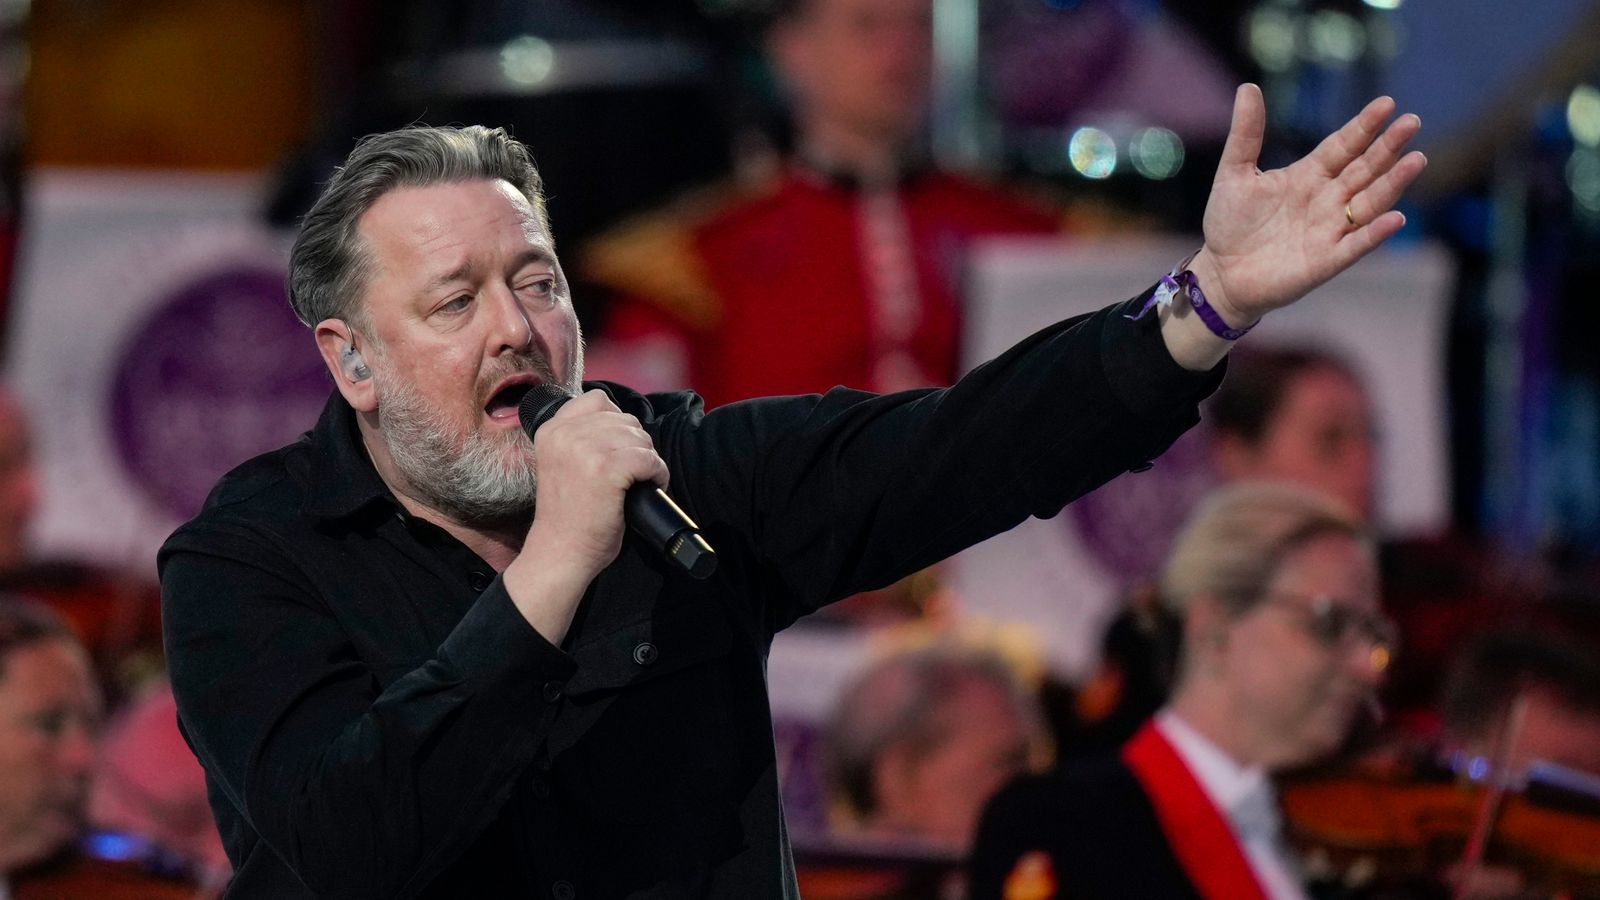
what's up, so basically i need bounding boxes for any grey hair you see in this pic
[822,640,1041,818]
[287,125,550,329]
[1159,481,1370,620]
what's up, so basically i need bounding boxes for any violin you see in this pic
[1282,761,1600,897]
[1281,692,1600,899]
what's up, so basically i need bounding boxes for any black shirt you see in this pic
[160,297,1220,899]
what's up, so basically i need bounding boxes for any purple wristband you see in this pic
[1124,254,1256,341]
[1171,269,1255,340]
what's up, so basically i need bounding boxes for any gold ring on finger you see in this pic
[1345,202,1356,228]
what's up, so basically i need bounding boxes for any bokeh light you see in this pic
[1130,127,1184,180]
[1068,127,1117,179]
[1247,8,1297,73]
[500,35,555,87]
[1567,148,1600,213]
[1567,84,1600,147]
[1308,11,1367,66]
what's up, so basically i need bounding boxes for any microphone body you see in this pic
[518,385,717,579]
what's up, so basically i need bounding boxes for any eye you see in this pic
[437,294,472,315]
[28,708,68,739]
[1304,597,1356,645]
[519,277,558,303]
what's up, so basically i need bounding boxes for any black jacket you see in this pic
[971,755,1206,900]
[160,296,1219,899]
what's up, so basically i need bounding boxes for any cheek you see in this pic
[1257,433,1324,481]
[538,310,579,350]
[1233,633,1323,709]
[408,355,483,408]
[0,745,47,812]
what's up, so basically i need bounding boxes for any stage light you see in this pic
[1567,84,1600,148]
[1068,127,1116,179]
[1130,128,1184,180]
[500,36,555,87]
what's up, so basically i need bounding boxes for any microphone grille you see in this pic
[519,384,574,434]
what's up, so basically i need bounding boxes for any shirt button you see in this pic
[467,571,492,592]
[542,681,565,703]
[631,642,659,666]
[551,880,576,900]
[1129,460,1154,473]
[531,778,551,799]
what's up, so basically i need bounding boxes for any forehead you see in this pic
[1265,532,1379,605]
[1281,365,1368,413]
[0,639,94,710]
[358,180,551,275]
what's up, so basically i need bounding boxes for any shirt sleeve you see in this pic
[160,521,576,899]
[653,291,1222,634]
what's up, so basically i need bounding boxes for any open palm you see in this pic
[1198,84,1427,325]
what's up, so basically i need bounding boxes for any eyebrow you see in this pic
[422,247,556,294]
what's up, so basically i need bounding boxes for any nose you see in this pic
[488,283,534,355]
[1344,636,1390,687]
[56,719,97,779]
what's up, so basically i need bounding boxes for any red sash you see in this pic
[1120,721,1271,900]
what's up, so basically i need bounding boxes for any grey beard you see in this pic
[375,374,540,526]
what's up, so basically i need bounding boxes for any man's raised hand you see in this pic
[1190,83,1428,328]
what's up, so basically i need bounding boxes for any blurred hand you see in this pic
[1190,84,1427,327]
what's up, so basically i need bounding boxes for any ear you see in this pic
[315,318,377,413]
[1183,593,1232,673]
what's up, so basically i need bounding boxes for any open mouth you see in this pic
[484,377,540,422]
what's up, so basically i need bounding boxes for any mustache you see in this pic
[476,353,563,402]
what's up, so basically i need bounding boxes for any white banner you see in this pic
[952,235,1454,679]
[7,169,328,575]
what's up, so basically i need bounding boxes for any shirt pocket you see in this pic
[559,600,744,827]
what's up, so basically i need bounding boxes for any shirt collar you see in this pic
[301,390,397,520]
[1155,709,1278,838]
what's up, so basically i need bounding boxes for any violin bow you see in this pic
[1451,688,1530,900]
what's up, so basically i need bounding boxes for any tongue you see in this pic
[486,385,530,420]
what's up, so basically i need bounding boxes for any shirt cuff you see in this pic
[1101,286,1226,422]
[437,575,577,697]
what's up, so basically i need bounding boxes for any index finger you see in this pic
[562,387,619,416]
[1306,95,1398,177]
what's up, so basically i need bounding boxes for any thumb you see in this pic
[1219,83,1266,173]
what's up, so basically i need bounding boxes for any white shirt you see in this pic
[1155,710,1310,900]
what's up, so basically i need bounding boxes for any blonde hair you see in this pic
[1159,481,1369,619]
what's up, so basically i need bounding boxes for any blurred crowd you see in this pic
[1,0,1597,898]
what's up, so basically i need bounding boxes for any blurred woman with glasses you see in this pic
[970,482,1392,900]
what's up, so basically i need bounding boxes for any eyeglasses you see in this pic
[1260,591,1399,661]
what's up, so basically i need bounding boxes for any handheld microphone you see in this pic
[519,385,717,579]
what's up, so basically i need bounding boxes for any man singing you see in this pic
[160,85,1423,898]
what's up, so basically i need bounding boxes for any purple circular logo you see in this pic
[109,266,332,520]
[1065,424,1219,583]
